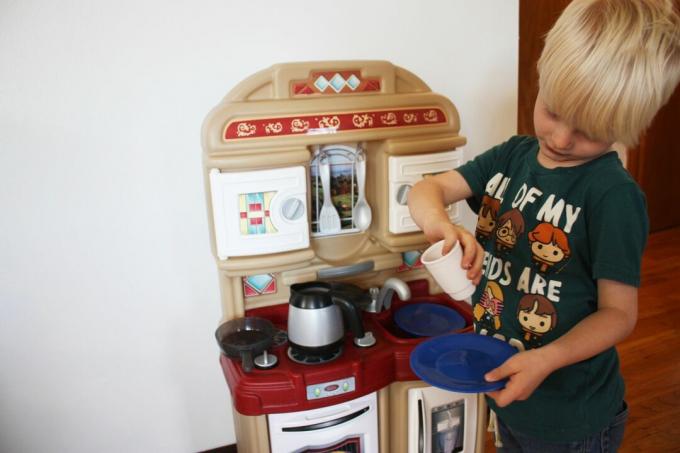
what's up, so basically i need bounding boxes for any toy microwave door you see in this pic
[209,166,309,259]
[388,151,462,234]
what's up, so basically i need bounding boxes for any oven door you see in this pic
[268,392,379,453]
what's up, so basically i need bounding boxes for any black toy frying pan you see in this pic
[215,317,275,372]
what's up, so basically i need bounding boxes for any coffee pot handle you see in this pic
[331,295,365,341]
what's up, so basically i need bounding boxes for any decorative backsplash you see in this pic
[291,70,381,96]
[397,250,425,272]
[243,273,278,297]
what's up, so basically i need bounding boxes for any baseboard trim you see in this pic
[198,444,237,453]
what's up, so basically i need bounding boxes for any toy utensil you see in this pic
[353,149,372,231]
[318,153,342,233]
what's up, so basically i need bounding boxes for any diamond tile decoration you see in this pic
[243,274,277,297]
[346,74,360,90]
[290,70,381,96]
[403,250,423,267]
[329,73,346,92]
[314,76,330,92]
[397,250,424,272]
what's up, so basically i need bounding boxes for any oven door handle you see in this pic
[418,397,425,453]
[281,406,370,432]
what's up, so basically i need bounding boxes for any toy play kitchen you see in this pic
[202,61,488,453]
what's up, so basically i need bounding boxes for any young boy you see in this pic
[408,0,680,451]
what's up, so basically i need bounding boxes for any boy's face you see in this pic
[533,94,613,168]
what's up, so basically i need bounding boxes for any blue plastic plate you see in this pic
[410,333,517,393]
[394,303,466,337]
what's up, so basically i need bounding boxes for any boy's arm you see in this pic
[485,279,638,407]
[407,170,484,284]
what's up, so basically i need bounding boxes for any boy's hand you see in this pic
[484,348,555,407]
[422,218,485,285]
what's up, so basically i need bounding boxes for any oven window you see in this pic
[298,435,361,453]
[431,400,465,453]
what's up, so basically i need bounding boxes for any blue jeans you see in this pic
[496,402,628,453]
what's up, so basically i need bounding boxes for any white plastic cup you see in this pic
[421,239,476,300]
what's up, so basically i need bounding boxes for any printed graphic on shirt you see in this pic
[473,281,504,333]
[527,223,571,273]
[476,195,501,243]
[473,172,587,350]
[494,209,525,253]
[484,172,511,203]
[517,294,558,349]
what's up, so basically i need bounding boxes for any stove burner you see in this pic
[287,345,343,365]
[271,329,288,348]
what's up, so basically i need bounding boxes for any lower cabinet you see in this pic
[387,381,487,453]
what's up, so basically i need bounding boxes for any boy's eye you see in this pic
[575,130,588,139]
[545,107,558,118]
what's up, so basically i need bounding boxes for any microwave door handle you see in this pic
[281,406,370,432]
[418,397,425,453]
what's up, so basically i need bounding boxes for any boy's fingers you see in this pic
[485,390,500,401]
[468,242,486,283]
[485,361,514,382]
[458,232,476,269]
[489,387,518,408]
[441,238,453,255]
[441,228,458,255]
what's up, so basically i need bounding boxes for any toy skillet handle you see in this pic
[240,350,254,373]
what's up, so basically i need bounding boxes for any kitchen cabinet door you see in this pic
[209,166,309,259]
[388,151,462,234]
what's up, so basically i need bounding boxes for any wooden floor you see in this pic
[486,227,680,452]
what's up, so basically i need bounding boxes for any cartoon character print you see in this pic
[494,209,525,253]
[473,281,504,333]
[476,196,501,243]
[527,223,571,273]
[516,294,557,349]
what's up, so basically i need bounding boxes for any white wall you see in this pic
[0,1,517,451]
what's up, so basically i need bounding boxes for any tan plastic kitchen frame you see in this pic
[202,61,466,316]
[202,61,481,453]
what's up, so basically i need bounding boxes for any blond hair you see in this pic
[538,0,680,147]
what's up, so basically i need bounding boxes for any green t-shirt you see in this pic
[457,135,648,441]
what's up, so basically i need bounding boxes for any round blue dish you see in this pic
[410,333,517,393]
[394,303,466,337]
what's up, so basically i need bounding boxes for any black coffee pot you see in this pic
[287,281,374,354]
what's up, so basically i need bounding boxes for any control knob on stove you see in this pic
[254,350,278,369]
[354,331,376,348]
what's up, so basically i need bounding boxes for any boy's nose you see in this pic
[552,124,574,150]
